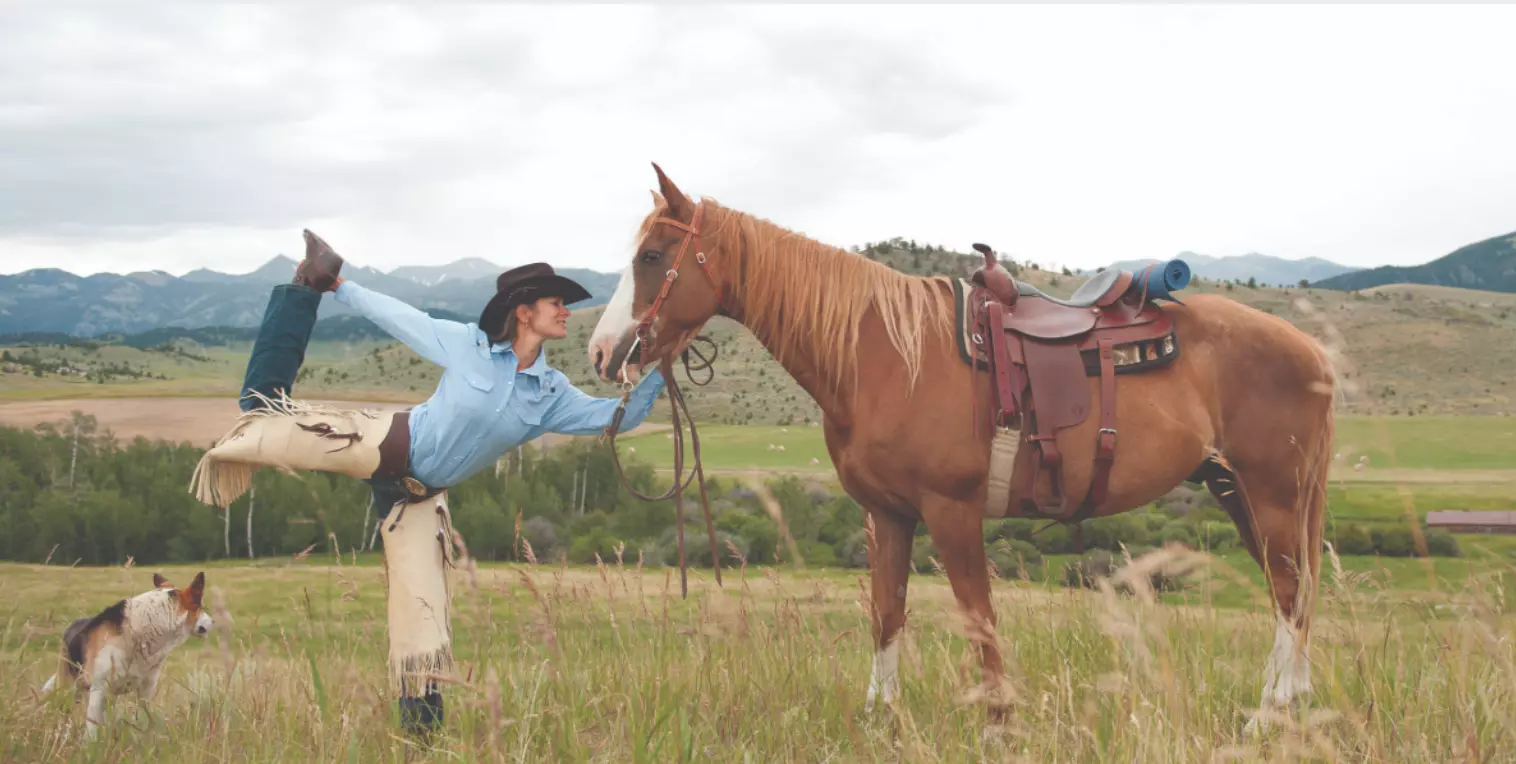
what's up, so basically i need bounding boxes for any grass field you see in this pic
[614,415,1516,476]
[3,553,1512,762]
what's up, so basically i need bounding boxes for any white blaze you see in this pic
[588,264,639,377]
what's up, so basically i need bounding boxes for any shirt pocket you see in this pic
[515,381,552,426]
[462,371,495,395]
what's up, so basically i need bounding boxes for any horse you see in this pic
[587,163,1336,729]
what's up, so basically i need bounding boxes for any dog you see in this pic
[40,572,213,740]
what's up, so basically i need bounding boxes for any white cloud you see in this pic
[0,5,1512,277]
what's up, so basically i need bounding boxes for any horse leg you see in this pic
[864,507,916,712]
[1203,450,1329,732]
[919,494,1010,721]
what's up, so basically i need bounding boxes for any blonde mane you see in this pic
[642,197,954,395]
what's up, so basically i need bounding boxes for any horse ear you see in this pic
[650,189,666,208]
[152,573,170,589]
[651,162,692,215]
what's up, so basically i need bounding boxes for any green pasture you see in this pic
[1332,415,1516,470]
[616,423,836,474]
[617,415,1516,475]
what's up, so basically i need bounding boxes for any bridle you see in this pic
[603,201,724,599]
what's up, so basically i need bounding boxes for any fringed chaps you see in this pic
[188,390,394,508]
[381,491,458,698]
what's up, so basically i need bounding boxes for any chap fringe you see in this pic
[187,390,381,508]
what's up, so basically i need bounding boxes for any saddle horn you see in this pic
[972,242,996,269]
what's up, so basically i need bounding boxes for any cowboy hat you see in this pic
[478,263,592,338]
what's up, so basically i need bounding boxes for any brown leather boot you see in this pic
[294,229,345,292]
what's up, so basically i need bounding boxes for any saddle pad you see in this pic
[952,278,1183,376]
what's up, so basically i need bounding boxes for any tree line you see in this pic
[0,416,1460,574]
[0,416,864,569]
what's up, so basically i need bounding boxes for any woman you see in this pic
[190,230,665,738]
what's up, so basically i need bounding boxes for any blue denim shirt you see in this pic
[334,280,664,488]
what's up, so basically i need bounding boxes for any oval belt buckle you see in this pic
[402,476,427,498]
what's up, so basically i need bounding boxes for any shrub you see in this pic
[1085,513,1153,552]
[1198,522,1241,552]
[838,529,871,568]
[1332,523,1375,555]
[987,539,1043,580]
[1062,550,1116,589]
[912,536,940,573]
[1371,526,1417,557]
[657,528,750,568]
[520,516,560,559]
[1422,529,1462,558]
[1159,521,1199,549]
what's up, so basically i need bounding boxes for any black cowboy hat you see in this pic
[478,263,593,338]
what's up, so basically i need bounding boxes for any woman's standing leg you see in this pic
[380,491,456,740]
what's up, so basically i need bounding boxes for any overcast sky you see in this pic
[2,5,1513,277]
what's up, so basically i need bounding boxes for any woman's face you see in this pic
[519,296,571,341]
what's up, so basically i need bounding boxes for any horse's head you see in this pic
[589,163,725,382]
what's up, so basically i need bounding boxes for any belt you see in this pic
[373,411,441,501]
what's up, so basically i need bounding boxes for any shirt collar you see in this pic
[476,329,551,377]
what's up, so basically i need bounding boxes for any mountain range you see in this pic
[4,229,1512,337]
[1101,252,1360,286]
[1312,230,1516,293]
[0,257,620,336]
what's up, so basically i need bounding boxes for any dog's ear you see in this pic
[153,573,171,589]
[184,572,205,607]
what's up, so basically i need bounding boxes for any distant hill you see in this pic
[0,257,620,336]
[5,237,1515,420]
[1314,231,1516,293]
[1103,252,1359,286]
[0,308,476,349]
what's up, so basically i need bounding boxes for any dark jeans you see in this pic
[239,283,322,412]
[239,284,407,521]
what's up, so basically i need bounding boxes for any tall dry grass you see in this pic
[1,542,1511,762]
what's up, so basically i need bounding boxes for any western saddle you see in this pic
[967,243,1187,523]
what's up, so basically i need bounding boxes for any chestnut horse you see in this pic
[589,164,1335,727]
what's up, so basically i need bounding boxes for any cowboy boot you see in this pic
[398,690,444,740]
[293,228,345,292]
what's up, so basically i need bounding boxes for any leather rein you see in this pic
[603,202,724,599]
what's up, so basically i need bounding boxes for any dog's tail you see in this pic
[42,616,95,694]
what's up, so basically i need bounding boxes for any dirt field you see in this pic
[0,397,409,447]
[0,397,667,448]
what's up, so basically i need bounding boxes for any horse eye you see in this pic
[639,249,663,264]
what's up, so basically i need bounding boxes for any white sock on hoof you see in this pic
[1248,613,1312,733]
[865,639,900,712]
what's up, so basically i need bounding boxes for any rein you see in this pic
[604,338,721,599]
[603,202,725,599]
